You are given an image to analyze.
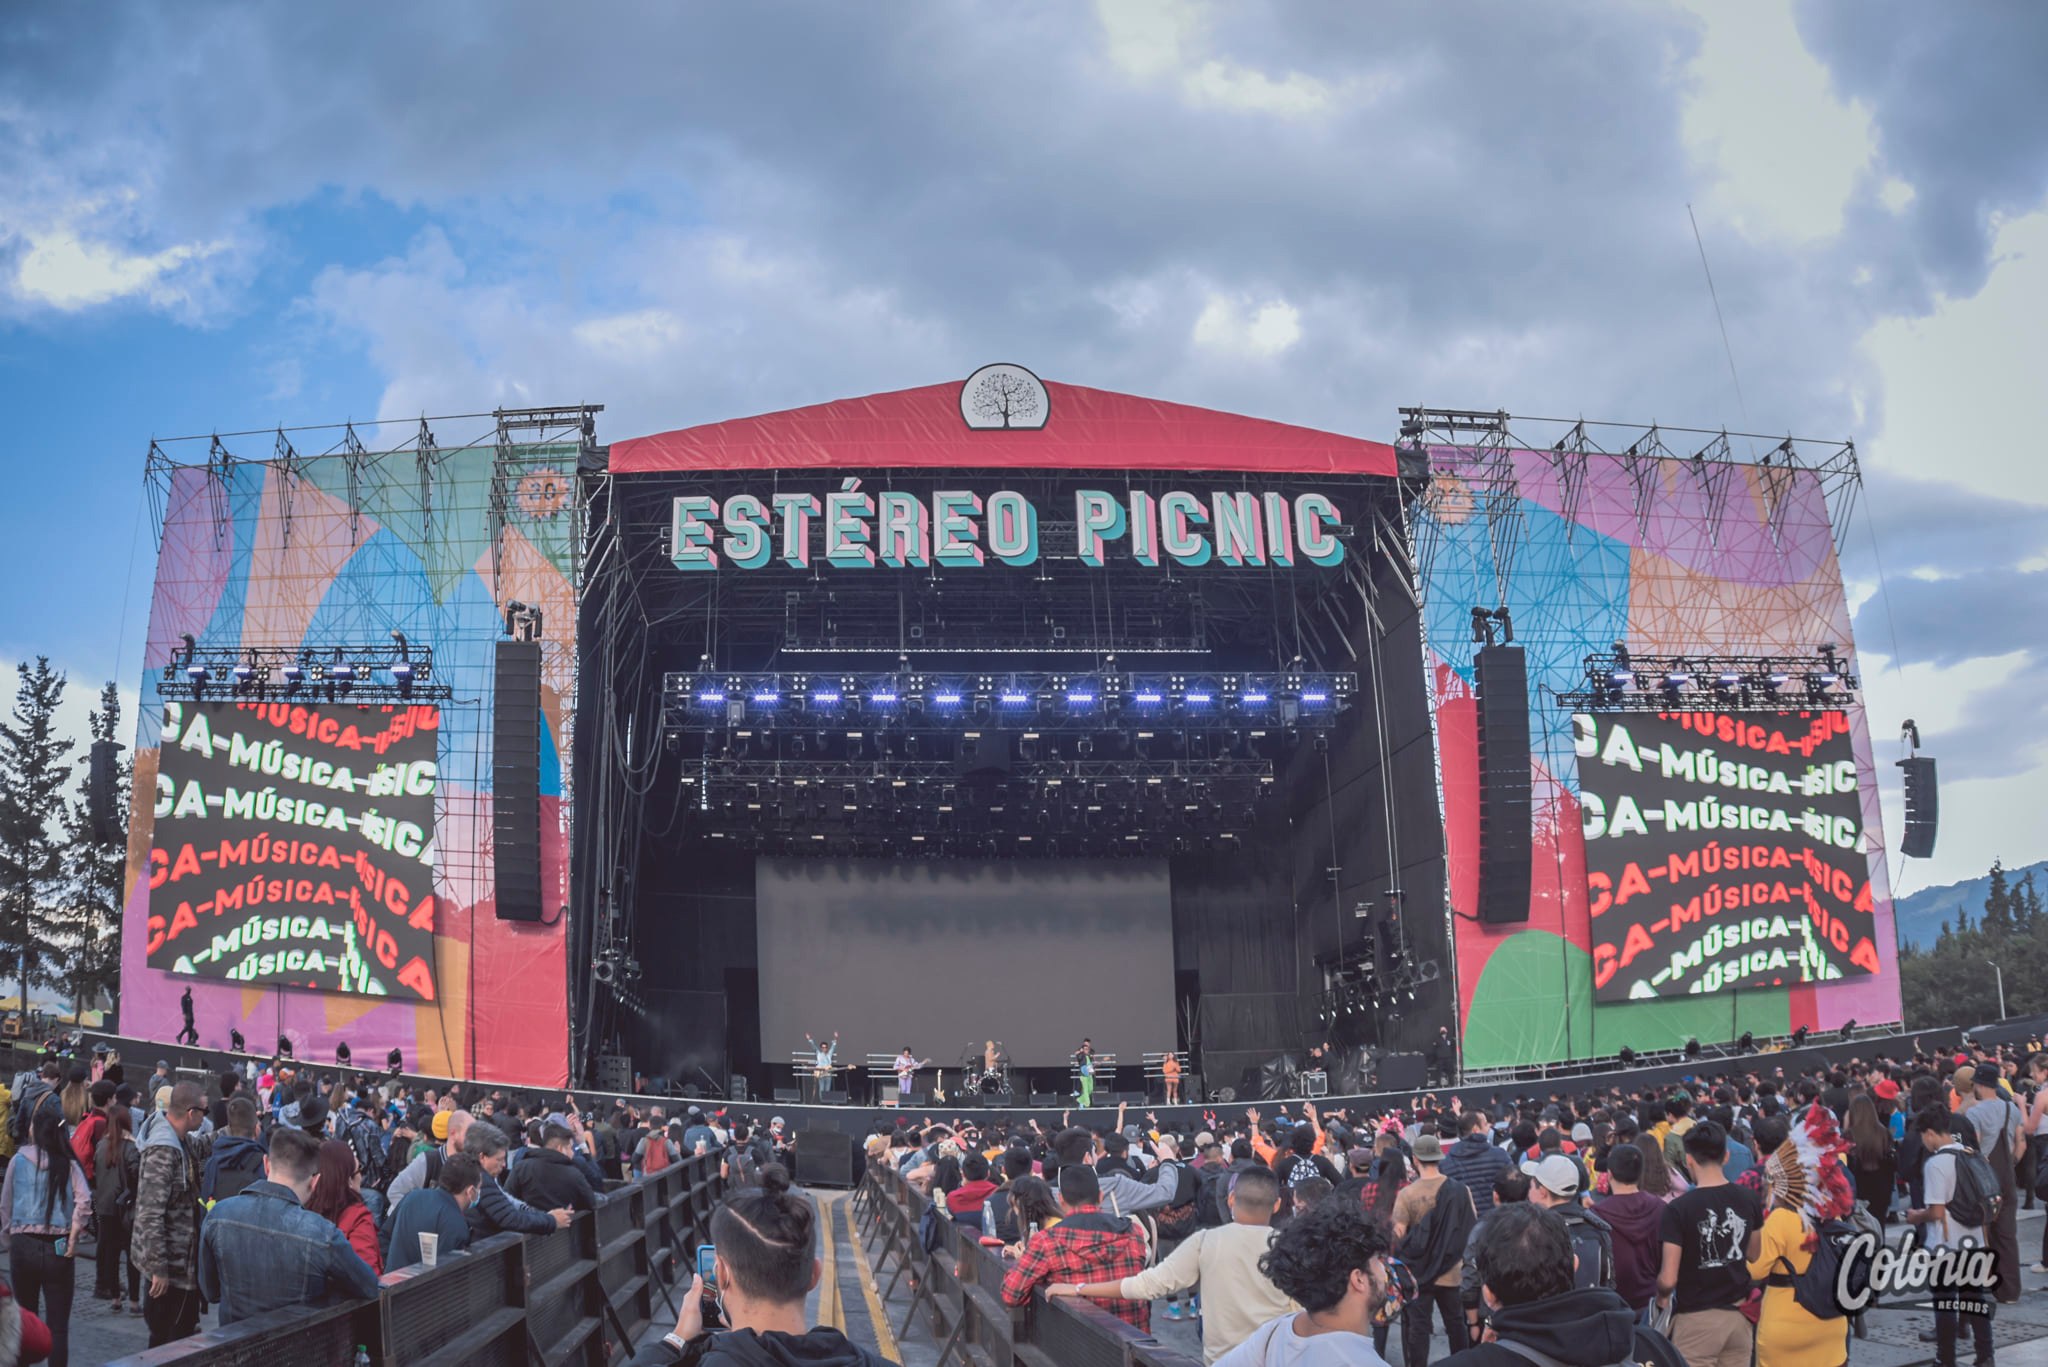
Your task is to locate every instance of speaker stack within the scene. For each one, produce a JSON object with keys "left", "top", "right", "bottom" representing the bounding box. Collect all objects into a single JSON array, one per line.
[
  {"left": 794, "top": 1130, "right": 858, "bottom": 1189},
  {"left": 1474, "top": 645, "right": 1532, "bottom": 923},
  {"left": 493, "top": 640, "right": 545, "bottom": 921},
  {"left": 1897, "top": 756, "right": 1938, "bottom": 858}
]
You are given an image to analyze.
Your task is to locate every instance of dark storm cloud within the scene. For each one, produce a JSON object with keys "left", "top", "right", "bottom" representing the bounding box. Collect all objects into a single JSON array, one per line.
[
  {"left": 1797, "top": 0, "right": 2048, "bottom": 304},
  {"left": 1855, "top": 469, "right": 2048, "bottom": 580},
  {"left": 0, "top": 0, "right": 1878, "bottom": 439}
]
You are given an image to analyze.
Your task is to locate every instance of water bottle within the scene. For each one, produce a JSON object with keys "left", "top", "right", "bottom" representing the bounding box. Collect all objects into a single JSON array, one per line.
[{"left": 982, "top": 1199, "right": 995, "bottom": 1239}]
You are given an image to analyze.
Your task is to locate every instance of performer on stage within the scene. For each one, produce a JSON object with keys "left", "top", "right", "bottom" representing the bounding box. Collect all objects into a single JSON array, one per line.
[
  {"left": 804, "top": 1030, "right": 840, "bottom": 1102},
  {"left": 1074, "top": 1037, "right": 1096, "bottom": 1108},
  {"left": 1161, "top": 1051, "right": 1182, "bottom": 1104},
  {"left": 893, "top": 1045, "right": 929, "bottom": 1100}
]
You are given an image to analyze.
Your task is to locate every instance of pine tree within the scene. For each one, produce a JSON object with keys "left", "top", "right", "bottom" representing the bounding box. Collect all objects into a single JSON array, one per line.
[
  {"left": 61, "top": 682, "right": 127, "bottom": 1025},
  {"left": 0, "top": 659, "right": 73, "bottom": 1018},
  {"left": 1981, "top": 859, "right": 2014, "bottom": 937}
]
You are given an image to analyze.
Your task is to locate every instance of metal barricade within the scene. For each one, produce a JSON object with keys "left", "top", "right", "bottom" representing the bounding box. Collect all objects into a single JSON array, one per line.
[
  {"left": 105, "top": 1150, "right": 726, "bottom": 1366},
  {"left": 857, "top": 1157, "right": 1202, "bottom": 1367}
]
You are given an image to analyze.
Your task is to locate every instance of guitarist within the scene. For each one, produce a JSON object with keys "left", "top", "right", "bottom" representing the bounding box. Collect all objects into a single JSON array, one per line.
[{"left": 893, "top": 1046, "right": 930, "bottom": 1104}]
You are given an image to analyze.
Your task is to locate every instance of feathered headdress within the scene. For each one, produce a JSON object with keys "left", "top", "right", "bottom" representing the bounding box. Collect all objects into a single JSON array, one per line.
[{"left": 1763, "top": 1105, "right": 1855, "bottom": 1225}]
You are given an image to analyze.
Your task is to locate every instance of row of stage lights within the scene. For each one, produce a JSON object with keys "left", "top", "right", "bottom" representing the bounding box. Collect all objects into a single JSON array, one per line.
[
  {"left": 1314, "top": 958, "right": 1442, "bottom": 1025},
  {"left": 666, "top": 671, "right": 1356, "bottom": 724},
  {"left": 166, "top": 632, "right": 449, "bottom": 702},
  {"left": 1565, "top": 646, "right": 1856, "bottom": 711}
]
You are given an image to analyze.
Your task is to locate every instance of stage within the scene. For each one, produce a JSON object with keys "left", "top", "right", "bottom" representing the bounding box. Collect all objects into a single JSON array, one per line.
[{"left": 121, "top": 384, "right": 1907, "bottom": 1094}]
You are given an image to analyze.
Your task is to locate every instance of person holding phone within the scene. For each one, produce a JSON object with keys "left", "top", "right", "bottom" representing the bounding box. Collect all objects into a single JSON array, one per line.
[{"left": 651, "top": 1164, "right": 885, "bottom": 1364}]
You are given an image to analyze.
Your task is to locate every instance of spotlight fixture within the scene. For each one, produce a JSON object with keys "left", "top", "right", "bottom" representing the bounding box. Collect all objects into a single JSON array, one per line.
[
  {"left": 1790, "top": 1025, "right": 1809, "bottom": 1047},
  {"left": 1684, "top": 1037, "right": 1701, "bottom": 1060},
  {"left": 335, "top": 1041, "right": 352, "bottom": 1067},
  {"left": 1738, "top": 1031, "right": 1754, "bottom": 1052},
  {"left": 1618, "top": 1046, "right": 1635, "bottom": 1066}
]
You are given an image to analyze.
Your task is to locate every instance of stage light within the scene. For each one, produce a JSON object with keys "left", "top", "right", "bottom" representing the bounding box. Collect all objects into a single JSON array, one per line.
[
  {"left": 1302, "top": 692, "right": 1328, "bottom": 704},
  {"left": 1738, "top": 1031, "right": 1754, "bottom": 1051},
  {"left": 1185, "top": 692, "right": 1213, "bottom": 704},
  {"left": 1608, "top": 669, "right": 1635, "bottom": 689},
  {"left": 1684, "top": 1037, "right": 1701, "bottom": 1060},
  {"left": 1066, "top": 692, "right": 1095, "bottom": 704},
  {"left": 697, "top": 691, "right": 726, "bottom": 704},
  {"left": 336, "top": 1041, "right": 352, "bottom": 1066},
  {"left": 1713, "top": 672, "right": 1742, "bottom": 696},
  {"left": 868, "top": 692, "right": 898, "bottom": 704},
  {"left": 933, "top": 693, "right": 963, "bottom": 705},
  {"left": 231, "top": 662, "right": 260, "bottom": 694},
  {"left": 1000, "top": 692, "right": 1030, "bottom": 705},
  {"left": 280, "top": 663, "right": 306, "bottom": 694},
  {"left": 1618, "top": 1047, "right": 1635, "bottom": 1066},
  {"left": 1663, "top": 671, "right": 1692, "bottom": 693},
  {"left": 390, "top": 660, "right": 416, "bottom": 696},
  {"left": 1134, "top": 692, "right": 1163, "bottom": 704},
  {"left": 751, "top": 691, "right": 779, "bottom": 704},
  {"left": 185, "top": 664, "right": 211, "bottom": 697},
  {"left": 811, "top": 691, "right": 841, "bottom": 704},
  {"left": 1242, "top": 692, "right": 1268, "bottom": 703}
]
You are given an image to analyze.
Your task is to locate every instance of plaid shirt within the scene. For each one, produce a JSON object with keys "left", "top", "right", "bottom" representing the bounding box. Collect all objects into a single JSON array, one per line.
[{"left": 1001, "top": 1207, "right": 1152, "bottom": 1330}]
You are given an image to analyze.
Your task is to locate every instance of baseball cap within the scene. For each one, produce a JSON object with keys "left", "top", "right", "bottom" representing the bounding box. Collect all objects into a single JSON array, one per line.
[
  {"left": 1346, "top": 1146, "right": 1374, "bottom": 1169},
  {"left": 1412, "top": 1132, "right": 1444, "bottom": 1163},
  {"left": 1520, "top": 1154, "right": 1582, "bottom": 1198},
  {"left": 1193, "top": 1130, "right": 1215, "bottom": 1148},
  {"left": 1571, "top": 1122, "right": 1594, "bottom": 1143},
  {"left": 771, "top": 1115, "right": 785, "bottom": 1127}
]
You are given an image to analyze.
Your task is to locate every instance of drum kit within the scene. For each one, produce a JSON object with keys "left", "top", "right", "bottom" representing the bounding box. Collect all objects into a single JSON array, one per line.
[{"left": 961, "top": 1041, "right": 1012, "bottom": 1096}]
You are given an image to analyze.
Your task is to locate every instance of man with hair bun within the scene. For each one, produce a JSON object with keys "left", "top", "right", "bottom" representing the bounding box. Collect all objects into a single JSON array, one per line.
[{"left": 650, "top": 1164, "right": 884, "bottom": 1365}]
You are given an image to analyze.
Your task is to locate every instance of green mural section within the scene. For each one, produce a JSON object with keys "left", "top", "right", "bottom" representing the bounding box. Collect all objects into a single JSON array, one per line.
[{"left": 1464, "top": 930, "right": 1795, "bottom": 1070}]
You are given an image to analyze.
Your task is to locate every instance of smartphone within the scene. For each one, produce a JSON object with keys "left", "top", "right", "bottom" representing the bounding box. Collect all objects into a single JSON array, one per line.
[{"left": 696, "top": 1244, "right": 717, "bottom": 1291}]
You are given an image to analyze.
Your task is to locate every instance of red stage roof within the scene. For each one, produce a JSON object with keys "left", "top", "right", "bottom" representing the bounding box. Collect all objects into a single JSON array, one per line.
[{"left": 609, "top": 381, "right": 1398, "bottom": 478}]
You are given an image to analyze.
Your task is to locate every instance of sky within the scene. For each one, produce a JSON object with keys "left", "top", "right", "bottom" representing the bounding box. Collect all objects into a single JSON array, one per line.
[{"left": 1, "top": 1, "right": 2044, "bottom": 896}]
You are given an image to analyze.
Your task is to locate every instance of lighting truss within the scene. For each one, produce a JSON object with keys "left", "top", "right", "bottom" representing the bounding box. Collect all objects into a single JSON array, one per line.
[
  {"left": 1553, "top": 648, "right": 1856, "bottom": 712},
  {"left": 163, "top": 636, "right": 451, "bottom": 703},
  {"left": 663, "top": 670, "right": 1357, "bottom": 735}
]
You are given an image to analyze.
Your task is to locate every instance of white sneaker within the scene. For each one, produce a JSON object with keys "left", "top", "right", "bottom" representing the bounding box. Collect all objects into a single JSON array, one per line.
[{"left": 2029, "top": 1262, "right": 2048, "bottom": 1274}]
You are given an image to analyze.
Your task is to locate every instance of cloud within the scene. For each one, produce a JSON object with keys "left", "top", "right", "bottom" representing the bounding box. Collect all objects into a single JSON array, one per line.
[{"left": 1191, "top": 294, "right": 1301, "bottom": 358}]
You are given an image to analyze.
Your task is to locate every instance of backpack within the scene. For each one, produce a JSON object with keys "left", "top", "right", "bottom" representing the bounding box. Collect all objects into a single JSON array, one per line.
[
  {"left": 643, "top": 1133, "right": 672, "bottom": 1175},
  {"left": 1939, "top": 1145, "right": 2001, "bottom": 1231},
  {"left": 1154, "top": 1160, "right": 1200, "bottom": 1240},
  {"left": 1560, "top": 1210, "right": 1614, "bottom": 1291},
  {"left": 725, "top": 1143, "right": 760, "bottom": 1188},
  {"left": 1769, "top": 1204, "right": 1880, "bottom": 1321},
  {"left": 1395, "top": 1175, "right": 1476, "bottom": 1285},
  {"left": 1496, "top": 1328, "right": 1687, "bottom": 1367}
]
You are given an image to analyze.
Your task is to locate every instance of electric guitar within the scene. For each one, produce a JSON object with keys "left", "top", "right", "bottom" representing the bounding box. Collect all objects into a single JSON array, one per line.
[{"left": 934, "top": 1070, "right": 945, "bottom": 1103}]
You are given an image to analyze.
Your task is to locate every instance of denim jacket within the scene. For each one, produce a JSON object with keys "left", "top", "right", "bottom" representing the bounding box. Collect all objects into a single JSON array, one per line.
[
  {"left": 197, "top": 1180, "right": 381, "bottom": 1325},
  {"left": 0, "top": 1144, "right": 90, "bottom": 1245}
]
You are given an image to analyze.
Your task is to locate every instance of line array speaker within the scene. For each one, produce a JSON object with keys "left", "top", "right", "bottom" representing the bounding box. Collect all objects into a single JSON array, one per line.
[
  {"left": 595, "top": 1054, "right": 633, "bottom": 1093},
  {"left": 1475, "top": 645, "right": 1532, "bottom": 923},
  {"left": 1897, "top": 756, "right": 1938, "bottom": 859},
  {"left": 493, "top": 640, "right": 544, "bottom": 921}
]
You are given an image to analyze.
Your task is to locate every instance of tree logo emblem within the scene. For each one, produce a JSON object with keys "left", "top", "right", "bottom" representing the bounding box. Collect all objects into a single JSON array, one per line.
[{"left": 959, "top": 363, "right": 1049, "bottom": 431}]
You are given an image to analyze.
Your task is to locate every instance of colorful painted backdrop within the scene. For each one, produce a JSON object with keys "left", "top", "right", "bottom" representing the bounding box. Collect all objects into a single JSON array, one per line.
[
  {"left": 1419, "top": 448, "right": 1902, "bottom": 1068},
  {"left": 122, "top": 439, "right": 578, "bottom": 1085}
]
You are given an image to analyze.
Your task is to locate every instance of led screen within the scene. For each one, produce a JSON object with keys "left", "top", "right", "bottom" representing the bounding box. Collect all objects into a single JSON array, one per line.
[
  {"left": 146, "top": 700, "right": 441, "bottom": 1000},
  {"left": 1576, "top": 709, "right": 1879, "bottom": 1002}
]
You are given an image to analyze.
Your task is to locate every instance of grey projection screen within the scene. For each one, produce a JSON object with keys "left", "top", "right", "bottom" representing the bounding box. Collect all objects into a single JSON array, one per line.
[{"left": 755, "top": 857, "right": 1176, "bottom": 1070}]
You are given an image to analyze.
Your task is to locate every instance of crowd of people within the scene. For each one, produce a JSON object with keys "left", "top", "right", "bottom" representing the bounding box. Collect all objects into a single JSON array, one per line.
[
  {"left": 0, "top": 1044, "right": 814, "bottom": 1362},
  {"left": 0, "top": 1033, "right": 2034, "bottom": 1366},
  {"left": 878, "top": 1035, "right": 2044, "bottom": 1367}
]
